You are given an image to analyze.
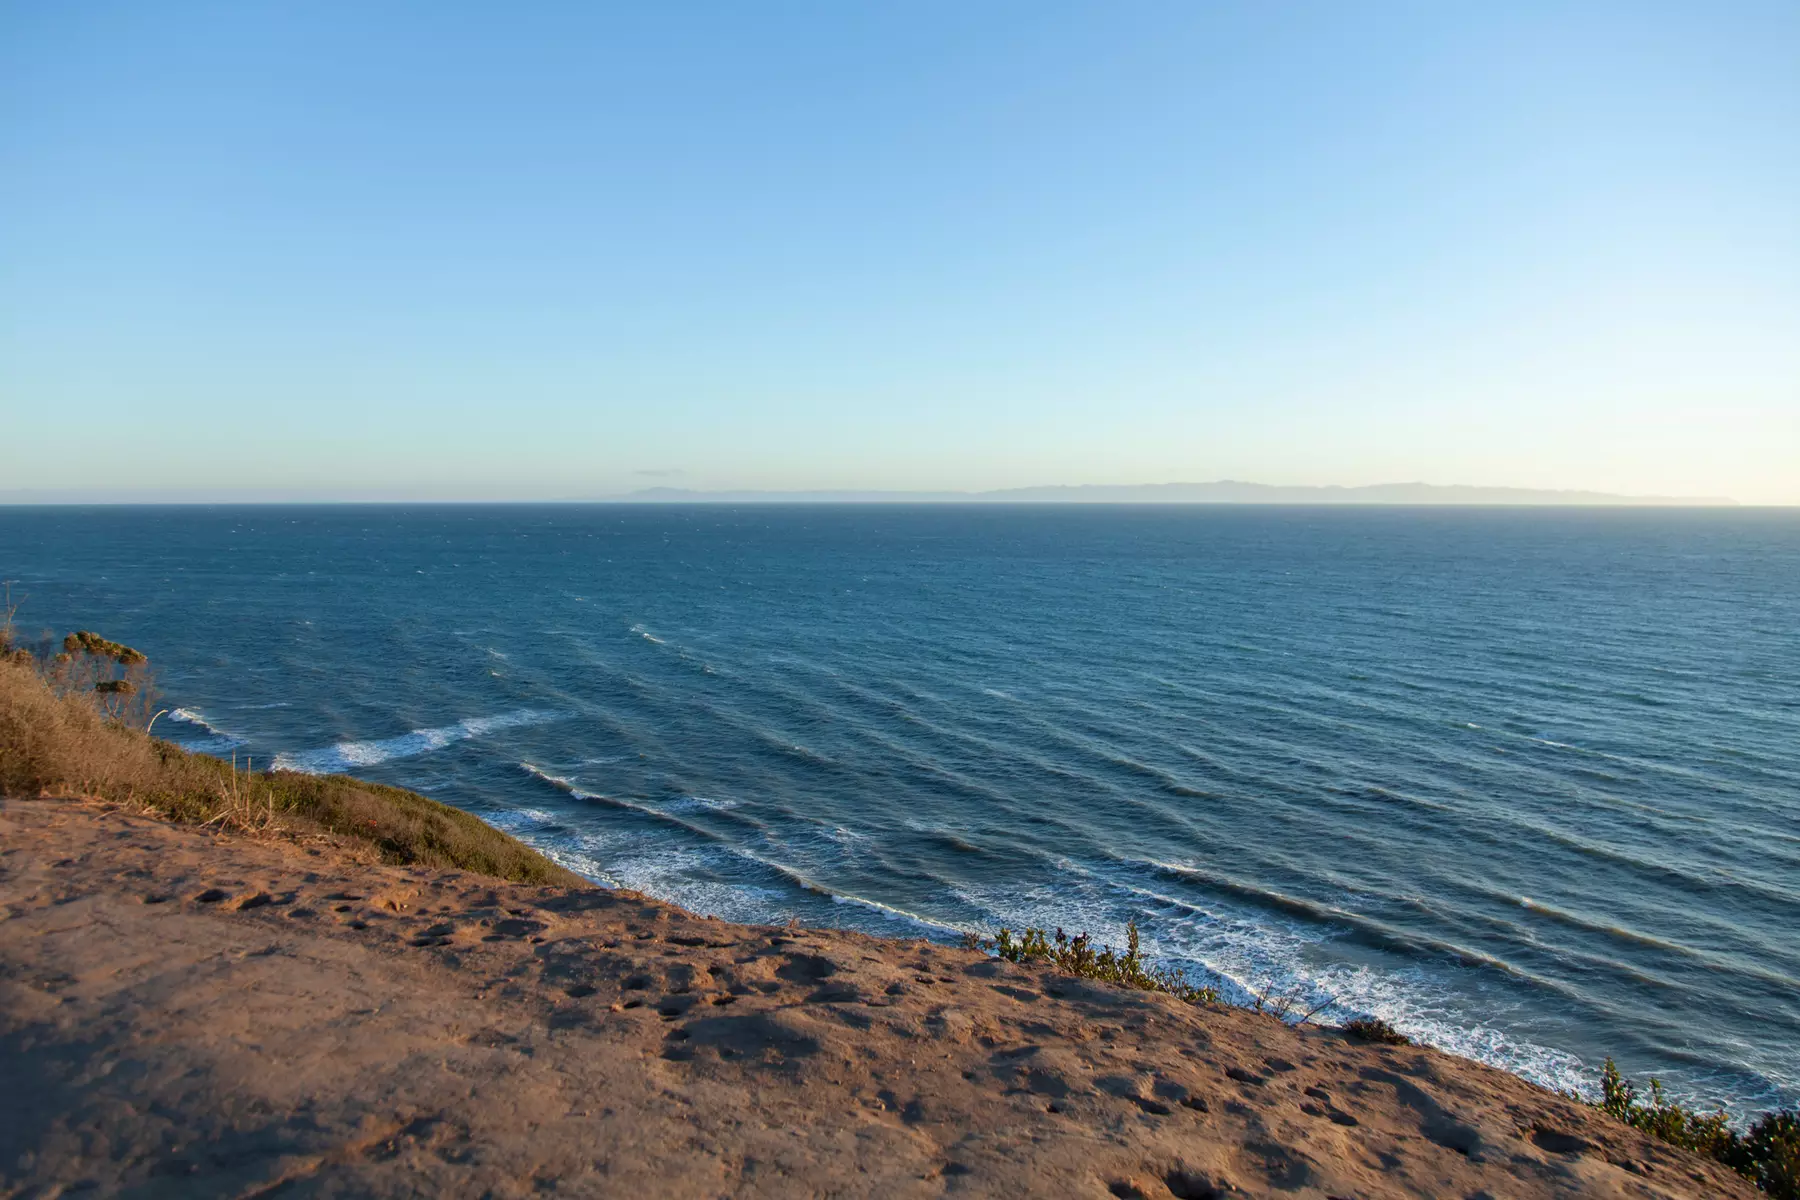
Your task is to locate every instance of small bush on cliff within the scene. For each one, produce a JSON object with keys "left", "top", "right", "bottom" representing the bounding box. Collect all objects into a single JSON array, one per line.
[
  {"left": 1598, "top": 1057, "right": 1738, "bottom": 1160},
  {"left": 52, "top": 630, "right": 155, "bottom": 722},
  {"left": 962, "top": 922, "right": 1219, "bottom": 1006},
  {"left": 61, "top": 630, "right": 148, "bottom": 665},
  {"left": 1343, "top": 1016, "right": 1411, "bottom": 1045},
  {"left": 1594, "top": 1058, "right": 1799, "bottom": 1198},
  {"left": 1, "top": 590, "right": 155, "bottom": 722},
  {"left": 1743, "top": 1112, "right": 1800, "bottom": 1199}
]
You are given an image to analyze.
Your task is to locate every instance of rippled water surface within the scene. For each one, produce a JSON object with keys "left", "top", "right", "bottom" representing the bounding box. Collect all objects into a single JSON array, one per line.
[{"left": 4, "top": 504, "right": 1796, "bottom": 1113}]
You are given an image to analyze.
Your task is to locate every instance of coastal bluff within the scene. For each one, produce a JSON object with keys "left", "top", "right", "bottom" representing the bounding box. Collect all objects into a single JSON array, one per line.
[{"left": 1, "top": 795, "right": 1756, "bottom": 1199}]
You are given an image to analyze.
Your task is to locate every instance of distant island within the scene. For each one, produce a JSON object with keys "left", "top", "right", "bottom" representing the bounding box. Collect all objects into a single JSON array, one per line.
[{"left": 611, "top": 481, "right": 1740, "bottom": 506}]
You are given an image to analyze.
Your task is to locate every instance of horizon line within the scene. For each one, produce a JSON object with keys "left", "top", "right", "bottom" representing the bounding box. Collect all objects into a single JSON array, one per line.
[{"left": 0, "top": 479, "right": 1759, "bottom": 507}]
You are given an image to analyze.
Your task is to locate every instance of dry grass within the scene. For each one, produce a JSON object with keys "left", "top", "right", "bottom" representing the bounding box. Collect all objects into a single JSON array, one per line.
[{"left": 0, "top": 654, "right": 586, "bottom": 887}]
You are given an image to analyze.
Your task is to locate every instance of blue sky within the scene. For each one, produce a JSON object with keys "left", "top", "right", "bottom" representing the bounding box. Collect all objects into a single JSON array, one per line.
[{"left": 3, "top": 2, "right": 1796, "bottom": 502}]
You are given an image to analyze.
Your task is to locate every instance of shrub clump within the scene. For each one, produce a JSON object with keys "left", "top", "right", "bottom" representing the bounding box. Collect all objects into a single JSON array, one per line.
[
  {"left": 2, "top": 603, "right": 157, "bottom": 723},
  {"left": 1343, "top": 1016, "right": 1412, "bottom": 1045},
  {"left": 62, "top": 630, "right": 148, "bottom": 665},
  {"left": 962, "top": 922, "right": 1219, "bottom": 1006},
  {"left": 1595, "top": 1058, "right": 1799, "bottom": 1198}
]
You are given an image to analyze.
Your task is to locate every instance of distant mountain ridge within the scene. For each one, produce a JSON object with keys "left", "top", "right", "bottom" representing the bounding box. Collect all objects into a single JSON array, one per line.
[{"left": 618, "top": 481, "right": 1739, "bottom": 506}]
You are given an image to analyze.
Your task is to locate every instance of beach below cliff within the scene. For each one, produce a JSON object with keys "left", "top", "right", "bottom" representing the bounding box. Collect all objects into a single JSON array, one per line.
[{"left": 0, "top": 794, "right": 1757, "bottom": 1199}]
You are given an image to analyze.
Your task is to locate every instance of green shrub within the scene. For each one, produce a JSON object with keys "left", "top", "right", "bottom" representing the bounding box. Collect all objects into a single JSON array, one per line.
[
  {"left": 63, "top": 630, "right": 148, "bottom": 665},
  {"left": 1740, "top": 1110, "right": 1800, "bottom": 1199},
  {"left": 963, "top": 922, "right": 1219, "bottom": 1006},
  {"left": 1343, "top": 1016, "right": 1411, "bottom": 1045},
  {"left": 1594, "top": 1058, "right": 1798, "bottom": 1198}
]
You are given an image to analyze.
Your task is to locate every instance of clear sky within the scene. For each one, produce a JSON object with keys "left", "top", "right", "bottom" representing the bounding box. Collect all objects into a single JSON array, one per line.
[{"left": 3, "top": 2, "right": 1796, "bottom": 502}]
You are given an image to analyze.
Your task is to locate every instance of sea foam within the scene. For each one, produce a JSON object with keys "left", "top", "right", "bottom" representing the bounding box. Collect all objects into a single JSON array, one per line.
[
  {"left": 162, "top": 708, "right": 246, "bottom": 754},
  {"left": 272, "top": 709, "right": 565, "bottom": 774}
]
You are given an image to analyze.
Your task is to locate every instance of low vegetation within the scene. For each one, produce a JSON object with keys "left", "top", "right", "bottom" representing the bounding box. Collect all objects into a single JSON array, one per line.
[
  {"left": 1343, "top": 1015, "right": 1412, "bottom": 1045},
  {"left": 1593, "top": 1058, "right": 1798, "bottom": 1199},
  {"left": 0, "top": 611, "right": 584, "bottom": 887},
  {"left": 963, "top": 920, "right": 1797, "bottom": 1196},
  {"left": 962, "top": 922, "right": 1220, "bottom": 1006}
]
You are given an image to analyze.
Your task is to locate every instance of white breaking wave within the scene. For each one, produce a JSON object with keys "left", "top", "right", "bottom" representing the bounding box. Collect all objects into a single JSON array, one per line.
[
  {"left": 827, "top": 889, "right": 964, "bottom": 937},
  {"left": 162, "top": 708, "right": 246, "bottom": 753},
  {"left": 272, "top": 709, "right": 565, "bottom": 774},
  {"left": 518, "top": 762, "right": 621, "bottom": 805},
  {"left": 950, "top": 869, "right": 1595, "bottom": 1100},
  {"left": 510, "top": 765, "right": 960, "bottom": 936},
  {"left": 168, "top": 708, "right": 233, "bottom": 737},
  {"left": 479, "top": 806, "right": 561, "bottom": 834},
  {"left": 666, "top": 794, "right": 740, "bottom": 813}
]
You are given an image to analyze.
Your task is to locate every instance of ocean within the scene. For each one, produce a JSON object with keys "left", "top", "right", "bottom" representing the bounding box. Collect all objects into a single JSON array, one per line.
[{"left": 3, "top": 503, "right": 1796, "bottom": 1116}]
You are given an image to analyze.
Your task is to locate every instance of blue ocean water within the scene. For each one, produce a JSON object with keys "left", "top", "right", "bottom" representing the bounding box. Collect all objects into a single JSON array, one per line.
[{"left": 4, "top": 504, "right": 1797, "bottom": 1115}]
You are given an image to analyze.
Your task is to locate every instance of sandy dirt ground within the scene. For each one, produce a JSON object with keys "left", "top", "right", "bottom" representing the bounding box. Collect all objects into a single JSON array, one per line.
[{"left": 0, "top": 795, "right": 1757, "bottom": 1199}]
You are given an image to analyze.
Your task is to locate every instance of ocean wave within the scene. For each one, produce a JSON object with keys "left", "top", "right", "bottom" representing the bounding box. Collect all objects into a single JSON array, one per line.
[
  {"left": 1507, "top": 819, "right": 1800, "bottom": 909},
  {"left": 520, "top": 762, "right": 623, "bottom": 804},
  {"left": 271, "top": 709, "right": 566, "bottom": 774},
  {"left": 511, "top": 766, "right": 962, "bottom": 936},
  {"left": 1511, "top": 896, "right": 1707, "bottom": 957},
  {"left": 569, "top": 842, "right": 791, "bottom": 922},
  {"left": 1145, "top": 858, "right": 1631, "bottom": 986},
  {"left": 167, "top": 707, "right": 235, "bottom": 737},
  {"left": 822, "top": 826, "right": 880, "bottom": 856},
  {"left": 160, "top": 707, "right": 246, "bottom": 753},
  {"left": 517, "top": 763, "right": 735, "bottom": 843},
  {"left": 950, "top": 868, "right": 1597, "bottom": 1100},
  {"left": 1511, "top": 896, "right": 1800, "bottom": 988},
  {"left": 789, "top": 704, "right": 1024, "bottom": 808},
  {"left": 906, "top": 825, "right": 991, "bottom": 858},
  {"left": 479, "top": 806, "right": 560, "bottom": 833},
  {"left": 826, "top": 890, "right": 967, "bottom": 937},
  {"left": 670, "top": 845, "right": 962, "bottom": 937},
  {"left": 666, "top": 794, "right": 741, "bottom": 813}
]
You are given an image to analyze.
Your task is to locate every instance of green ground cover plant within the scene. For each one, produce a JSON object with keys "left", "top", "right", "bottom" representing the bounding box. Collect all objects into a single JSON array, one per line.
[
  {"left": 1343, "top": 1016, "right": 1412, "bottom": 1045},
  {"left": 1594, "top": 1058, "right": 1798, "bottom": 1198},
  {"left": 962, "top": 922, "right": 1220, "bottom": 1006}
]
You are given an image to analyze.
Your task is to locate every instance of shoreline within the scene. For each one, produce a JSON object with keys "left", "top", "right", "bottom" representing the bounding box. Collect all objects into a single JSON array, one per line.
[
  {"left": 8, "top": 505, "right": 1796, "bottom": 1129},
  {"left": 5, "top": 630, "right": 1794, "bottom": 1194},
  {"left": 1, "top": 792, "right": 1762, "bottom": 1198}
]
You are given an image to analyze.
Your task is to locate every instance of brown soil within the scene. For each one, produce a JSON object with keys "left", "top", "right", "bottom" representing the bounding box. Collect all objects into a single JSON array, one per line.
[{"left": 0, "top": 795, "right": 1757, "bottom": 1199}]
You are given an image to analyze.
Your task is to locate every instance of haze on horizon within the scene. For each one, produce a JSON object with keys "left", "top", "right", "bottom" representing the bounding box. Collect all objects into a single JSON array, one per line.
[{"left": 3, "top": 3, "right": 1797, "bottom": 505}]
